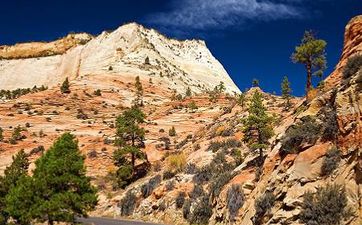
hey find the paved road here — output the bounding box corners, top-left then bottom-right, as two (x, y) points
(77, 217), (164, 225)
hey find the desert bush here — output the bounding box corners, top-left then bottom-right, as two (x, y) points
(189, 184), (205, 200)
(166, 152), (187, 172)
(343, 54), (362, 79)
(193, 166), (213, 184)
(0, 127), (3, 141)
(120, 191), (136, 216)
(94, 89), (102, 96)
(162, 170), (176, 180)
(30, 145), (45, 155)
(253, 191), (275, 225)
(176, 192), (186, 209)
(165, 180), (175, 191)
(189, 195), (212, 225)
(87, 149), (97, 159)
(209, 172), (234, 200)
(227, 184), (245, 221)
(321, 147), (341, 176)
(280, 116), (320, 154)
(300, 184), (353, 225)
(141, 175), (162, 198)
(184, 163), (199, 174)
(176, 138), (188, 149)
(320, 109), (339, 142)
(182, 199), (191, 219)
(169, 126), (177, 136)
(207, 139), (242, 152)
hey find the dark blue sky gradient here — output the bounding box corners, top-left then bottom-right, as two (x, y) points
(1, 0), (361, 96)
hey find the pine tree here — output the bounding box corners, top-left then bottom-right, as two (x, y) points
(291, 30), (327, 96)
(0, 150), (30, 224)
(186, 87), (192, 97)
(134, 76), (144, 107)
(281, 76), (292, 110)
(30, 133), (97, 224)
(113, 107), (147, 188)
(60, 77), (70, 94)
(242, 91), (274, 164)
(252, 79), (259, 87)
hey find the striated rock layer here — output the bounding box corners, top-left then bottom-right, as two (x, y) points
(0, 23), (240, 94)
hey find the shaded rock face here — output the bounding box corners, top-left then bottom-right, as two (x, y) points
(0, 23), (240, 93)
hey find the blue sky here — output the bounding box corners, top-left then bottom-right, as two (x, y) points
(1, 0), (361, 96)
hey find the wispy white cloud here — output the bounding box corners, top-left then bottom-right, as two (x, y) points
(146, 0), (306, 31)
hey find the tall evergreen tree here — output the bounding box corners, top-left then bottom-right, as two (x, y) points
(134, 76), (144, 107)
(281, 76), (292, 110)
(113, 107), (148, 188)
(291, 30), (327, 96)
(60, 77), (70, 94)
(242, 91), (274, 164)
(0, 150), (29, 225)
(31, 133), (97, 225)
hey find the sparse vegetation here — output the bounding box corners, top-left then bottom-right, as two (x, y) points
(120, 191), (136, 216)
(94, 89), (102, 96)
(141, 175), (162, 198)
(281, 76), (292, 110)
(134, 76), (144, 107)
(321, 147), (341, 176)
(253, 191), (275, 225)
(169, 126), (176, 136)
(166, 152), (187, 173)
(0, 85), (47, 100)
(189, 195), (212, 225)
(186, 87), (192, 97)
(227, 184), (244, 221)
(175, 192), (186, 209)
(300, 184), (352, 225)
(280, 116), (320, 154)
(60, 77), (71, 94)
(343, 54), (362, 79)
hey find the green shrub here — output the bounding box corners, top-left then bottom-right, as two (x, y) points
(60, 77), (70, 94)
(209, 172), (233, 200)
(343, 54), (362, 79)
(175, 192), (186, 209)
(141, 175), (162, 198)
(169, 126), (176, 136)
(182, 199), (191, 219)
(120, 191), (136, 216)
(280, 116), (320, 154)
(227, 184), (244, 221)
(94, 89), (102, 96)
(189, 184), (205, 200)
(320, 109), (338, 141)
(321, 147), (341, 176)
(253, 191), (275, 225)
(162, 170), (176, 180)
(300, 184), (353, 225)
(189, 195), (212, 225)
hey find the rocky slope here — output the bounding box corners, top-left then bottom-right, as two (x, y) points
(0, 16), (361, 225)
(0, 23), (239, 93)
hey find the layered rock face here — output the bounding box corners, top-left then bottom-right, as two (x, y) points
(0, 23), (239, 93)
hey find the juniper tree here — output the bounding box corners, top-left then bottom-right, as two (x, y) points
(281, 76), (292, 110)
(0, 150), (29, 224)
(186, 87), (192, 97)
(113, 107), (147, 188)
(60, 77), (70, 94)
(29, 133), (97, 225)
(252, 79), (260, 87)
(134, 76), (144, 107)
(291, 30), (327, 96)
(242, 91), (274, 164)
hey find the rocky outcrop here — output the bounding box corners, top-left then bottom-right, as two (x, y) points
(0, 23), (240, 93)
